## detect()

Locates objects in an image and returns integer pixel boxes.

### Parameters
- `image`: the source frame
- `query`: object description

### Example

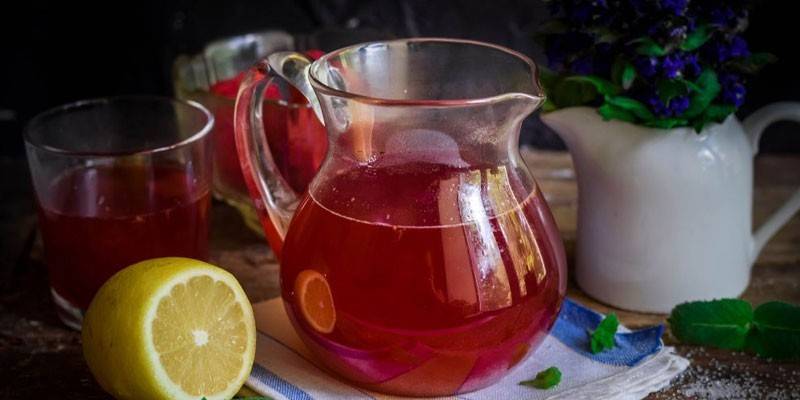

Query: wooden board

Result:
[1,149,799,399]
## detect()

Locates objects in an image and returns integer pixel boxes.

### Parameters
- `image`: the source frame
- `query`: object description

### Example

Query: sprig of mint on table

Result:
[520,366,562,389]
[590,313,620,354]
[519,313,618,390]
[669,299,800,359]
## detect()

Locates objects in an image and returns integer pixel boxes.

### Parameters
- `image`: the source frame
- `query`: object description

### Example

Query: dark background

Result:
[2,0,799,156]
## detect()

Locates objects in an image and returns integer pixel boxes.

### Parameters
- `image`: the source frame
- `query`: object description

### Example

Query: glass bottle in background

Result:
[173,31,327,235]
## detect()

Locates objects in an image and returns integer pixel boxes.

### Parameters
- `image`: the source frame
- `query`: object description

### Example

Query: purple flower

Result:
[729,36,750,58]
[660,0,688,16]
[646,93,690,117]
[647,95,670,116]
[635,56,659,78]
[668,95,691,115]
[669,25,688,39]
[662,54,685,79]
[721,73,746,107]
[703,39,730,63]
[682,53,701,77]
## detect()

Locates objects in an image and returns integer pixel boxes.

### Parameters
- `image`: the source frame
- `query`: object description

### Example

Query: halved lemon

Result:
[82,257,256,400]
[294,269,336,334]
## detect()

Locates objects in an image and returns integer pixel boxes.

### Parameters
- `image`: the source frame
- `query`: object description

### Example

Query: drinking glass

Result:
[25,96,214,329]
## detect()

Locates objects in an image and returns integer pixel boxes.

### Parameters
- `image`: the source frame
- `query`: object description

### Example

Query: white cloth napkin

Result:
[247,298,689,400]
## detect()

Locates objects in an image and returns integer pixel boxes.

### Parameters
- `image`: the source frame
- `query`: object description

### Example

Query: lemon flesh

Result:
[82,257,256,400]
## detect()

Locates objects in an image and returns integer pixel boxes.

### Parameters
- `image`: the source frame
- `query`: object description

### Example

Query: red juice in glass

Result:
[25,96,213,329]
[38,165,210,311]
[280,160,566,395]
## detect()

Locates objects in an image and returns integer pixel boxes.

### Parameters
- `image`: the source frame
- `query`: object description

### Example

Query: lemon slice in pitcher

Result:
[295,269,337,333]
[82,257,256,400]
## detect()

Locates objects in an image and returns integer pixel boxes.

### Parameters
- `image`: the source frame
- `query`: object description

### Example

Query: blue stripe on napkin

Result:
[551,299,664,366]
[251,363,314,400]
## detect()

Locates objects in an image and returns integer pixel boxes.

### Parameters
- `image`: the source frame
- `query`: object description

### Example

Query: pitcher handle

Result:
[234,57,319,258]
[743,102,800,260]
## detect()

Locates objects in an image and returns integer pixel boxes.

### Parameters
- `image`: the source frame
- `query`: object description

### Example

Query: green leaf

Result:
[565,75,622,97]
[705,104,736,121]
[668,299,753,351]
[605,96,655,120]
[542,99,558,113]
[684,69,721,118]
[552,77,599,108]
[679,25,711,51]
[689,101,734,132]
[590,313,619,354]
[679,78,703,93]
[748,301,800,359]
[538,67,559,95]
[645,118,689,129]
[611,57,625,86]
[634,38,668,57]
[612,58,637,90]
[621,64,637,90]
[588,26,621,44]
[520,366,562,389]
[598,103,636,123]
[657,79,690,104]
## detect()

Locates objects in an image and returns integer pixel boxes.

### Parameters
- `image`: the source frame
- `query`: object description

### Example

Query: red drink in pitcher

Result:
[281,160,566,395]
[38,165,210,311]
[236,39,567,395]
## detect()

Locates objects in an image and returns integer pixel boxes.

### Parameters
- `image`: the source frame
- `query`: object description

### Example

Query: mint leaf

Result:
[668,299,753,350]
[611,58,636,89]
[691,103,736,132]
[680,25,711,51]
[704,104,736,121]
[538,67,558,93]
[590,313,619,354]
[605,96,655,120]
[634,38,667,57]
[684,69,721,118]
[542,99,558,112]
[598,103,636,123]
[552,77,600,107]
[646,118,688,129]
[621,63,637,90]
[520,366,562,389]
[564,75,621,97]
[748,301,800,359]
[657,79,690,104]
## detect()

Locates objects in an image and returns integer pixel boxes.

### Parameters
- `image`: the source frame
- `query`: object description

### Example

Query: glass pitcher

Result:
[235,38,567,396]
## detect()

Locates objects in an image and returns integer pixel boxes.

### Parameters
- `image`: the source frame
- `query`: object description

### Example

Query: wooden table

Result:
[2,149,798,399]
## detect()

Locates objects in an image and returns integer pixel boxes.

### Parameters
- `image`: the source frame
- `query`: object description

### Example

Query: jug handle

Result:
[743,102,800,261]
[234,57,320,258]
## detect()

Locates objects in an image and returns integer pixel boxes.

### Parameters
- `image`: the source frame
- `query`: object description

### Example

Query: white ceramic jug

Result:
[542,104,800,313]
